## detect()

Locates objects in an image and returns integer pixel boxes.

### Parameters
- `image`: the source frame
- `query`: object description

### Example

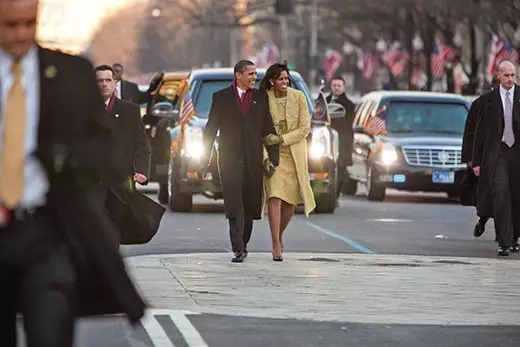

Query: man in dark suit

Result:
[0,1,145,346]
[326,76,356,196]
[95,65,163,244]
[95,65,151,185]
[112,62,150,105]
[461,75,498,238]
[473,61,520,256]
[202,60,279,263]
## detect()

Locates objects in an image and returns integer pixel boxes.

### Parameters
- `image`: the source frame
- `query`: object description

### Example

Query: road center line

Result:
[169,312,209,347]
[304,221,376,254]
[140,311,175,347]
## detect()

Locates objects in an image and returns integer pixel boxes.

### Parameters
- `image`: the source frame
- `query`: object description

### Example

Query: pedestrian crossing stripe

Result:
[141,309,209,347]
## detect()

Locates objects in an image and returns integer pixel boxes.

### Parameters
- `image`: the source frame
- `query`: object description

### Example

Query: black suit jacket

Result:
[472,85,520,217]
[203,87,278,219]
[120,79,148,105]
[461,96,481,163]
[326,93,355,166]
[33,47,146,323]
[106,98,151,182]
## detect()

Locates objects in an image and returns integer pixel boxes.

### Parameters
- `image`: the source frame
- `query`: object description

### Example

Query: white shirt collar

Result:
[500,84,515,97]
[0,45,38,80]
[237,86,245,96]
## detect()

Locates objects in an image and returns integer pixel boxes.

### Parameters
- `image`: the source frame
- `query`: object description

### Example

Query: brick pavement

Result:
[126,253,520,325]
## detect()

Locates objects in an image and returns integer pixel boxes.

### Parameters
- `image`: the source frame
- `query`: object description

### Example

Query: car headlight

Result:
[380,143,398,165]
[183,127,204,159]
[309,127,331,159]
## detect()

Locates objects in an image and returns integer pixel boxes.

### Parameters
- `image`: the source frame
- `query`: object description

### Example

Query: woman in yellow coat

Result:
[261,63,316,261]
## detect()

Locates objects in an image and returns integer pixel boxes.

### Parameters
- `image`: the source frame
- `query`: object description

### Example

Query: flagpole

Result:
[309,0,318,90]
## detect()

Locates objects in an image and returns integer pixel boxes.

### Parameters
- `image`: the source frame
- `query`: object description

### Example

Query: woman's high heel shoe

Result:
[273,255,283,262]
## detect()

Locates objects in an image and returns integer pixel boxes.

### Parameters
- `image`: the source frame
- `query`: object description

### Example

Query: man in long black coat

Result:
[202,60,279,263]
[461,76,498,238]
[95,65,164,245]
[473,61,520,256]
[326,76,356,195]
[0,1,145,345]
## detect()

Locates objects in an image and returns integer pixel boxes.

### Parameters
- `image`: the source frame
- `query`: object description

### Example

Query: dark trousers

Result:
[227,170,254,253]
[492,144,520,247]
[0,209,76,347]
[337,163,347,197]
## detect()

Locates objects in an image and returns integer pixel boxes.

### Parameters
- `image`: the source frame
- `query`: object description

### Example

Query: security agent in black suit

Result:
[95,65,159,243]
[0,2,145,346]
[461,76,498,239]
[113,62,157,105]
[473,61,520,256]
[326,76,356,195]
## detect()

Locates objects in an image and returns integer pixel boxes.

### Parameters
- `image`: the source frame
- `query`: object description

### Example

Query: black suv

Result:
[345,91,470,201]
[150,68,340,213]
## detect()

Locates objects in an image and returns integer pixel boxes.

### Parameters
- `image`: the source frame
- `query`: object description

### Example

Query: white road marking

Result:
[169,311,210,347]
[140,309,208,347]
[140,311,175,347]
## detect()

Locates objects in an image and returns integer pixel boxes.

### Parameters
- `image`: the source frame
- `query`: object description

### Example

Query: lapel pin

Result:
[44,65,57,79]
[115,113,120,118]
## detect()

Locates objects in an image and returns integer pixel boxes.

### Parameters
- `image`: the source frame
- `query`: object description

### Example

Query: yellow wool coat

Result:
[263,87,316,217]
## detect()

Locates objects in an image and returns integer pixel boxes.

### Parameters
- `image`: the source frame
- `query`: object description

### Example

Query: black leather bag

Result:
[459,168,478,206]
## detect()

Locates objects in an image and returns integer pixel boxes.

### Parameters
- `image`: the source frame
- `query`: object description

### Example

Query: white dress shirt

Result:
[0,46,49,208]
[115,80,122,99]
[499,84,515,142]
[237,86,245,99]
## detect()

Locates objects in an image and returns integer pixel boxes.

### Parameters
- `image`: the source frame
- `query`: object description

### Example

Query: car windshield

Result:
[193,77,313,118]
[385,101,468,134]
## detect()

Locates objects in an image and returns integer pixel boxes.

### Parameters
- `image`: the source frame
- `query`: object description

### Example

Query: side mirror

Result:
[328,102,346,120]
[152,102,180,122]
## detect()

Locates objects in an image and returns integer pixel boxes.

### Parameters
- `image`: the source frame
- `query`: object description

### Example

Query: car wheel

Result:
[157,183,169,204]
[367,165,386,201]
[315,166,338,213]
[168,159,193,212]
[341,172,358,196]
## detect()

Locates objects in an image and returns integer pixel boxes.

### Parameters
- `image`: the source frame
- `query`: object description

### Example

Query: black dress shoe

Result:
[511,244,520,253]
[231,252,246,263]
[497,247,510,256]
[244,250,248,258]
[473,222,485,237]
[273,255,283,262]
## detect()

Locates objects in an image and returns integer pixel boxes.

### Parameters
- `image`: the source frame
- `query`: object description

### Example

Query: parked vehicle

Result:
[149,68,341,213]
[345,91,471,201]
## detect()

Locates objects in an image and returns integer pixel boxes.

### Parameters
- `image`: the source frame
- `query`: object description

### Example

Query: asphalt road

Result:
[67,187,520,346]
[122,186,500,259]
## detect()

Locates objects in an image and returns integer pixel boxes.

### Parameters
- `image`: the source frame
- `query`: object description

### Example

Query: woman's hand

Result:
[264,158,276,177]
[263,134,282,146]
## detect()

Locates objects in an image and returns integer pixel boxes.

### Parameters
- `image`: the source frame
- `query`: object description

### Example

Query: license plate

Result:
[432,171,454,184]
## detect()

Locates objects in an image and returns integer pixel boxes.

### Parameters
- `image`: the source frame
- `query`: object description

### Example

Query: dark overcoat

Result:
[33,47,146,323]
[473,86,520,218]
[203,87,278,219]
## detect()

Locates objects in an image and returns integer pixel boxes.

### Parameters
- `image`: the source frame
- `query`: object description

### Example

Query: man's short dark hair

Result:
[234,60,255,74]
[331,76,345,84]
[94,64,115,77]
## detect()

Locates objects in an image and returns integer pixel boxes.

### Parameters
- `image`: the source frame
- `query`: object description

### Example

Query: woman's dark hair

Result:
[259,63,291,91]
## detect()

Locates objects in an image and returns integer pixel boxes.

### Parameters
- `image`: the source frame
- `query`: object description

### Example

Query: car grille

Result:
[402,146,462,168]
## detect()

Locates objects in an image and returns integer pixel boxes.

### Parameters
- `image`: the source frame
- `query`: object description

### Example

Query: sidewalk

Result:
[126,253,520,325]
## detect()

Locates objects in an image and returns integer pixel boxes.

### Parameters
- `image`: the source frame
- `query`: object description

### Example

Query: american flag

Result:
[364,106,387,136]
[179,89,195,125]
[323,49,343,81]
[431,43,456,77]
[357,50,379,79]
[255,43,280,68]
[431,43,445,77]
[382,43,408,77]
[486,36,519,77]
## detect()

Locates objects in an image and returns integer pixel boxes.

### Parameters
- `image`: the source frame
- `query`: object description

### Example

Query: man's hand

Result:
[264,158,276,177]
[263,134,282,146]
[134,173,148,184]
[473,166,480,177]
[148,72,165,95]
